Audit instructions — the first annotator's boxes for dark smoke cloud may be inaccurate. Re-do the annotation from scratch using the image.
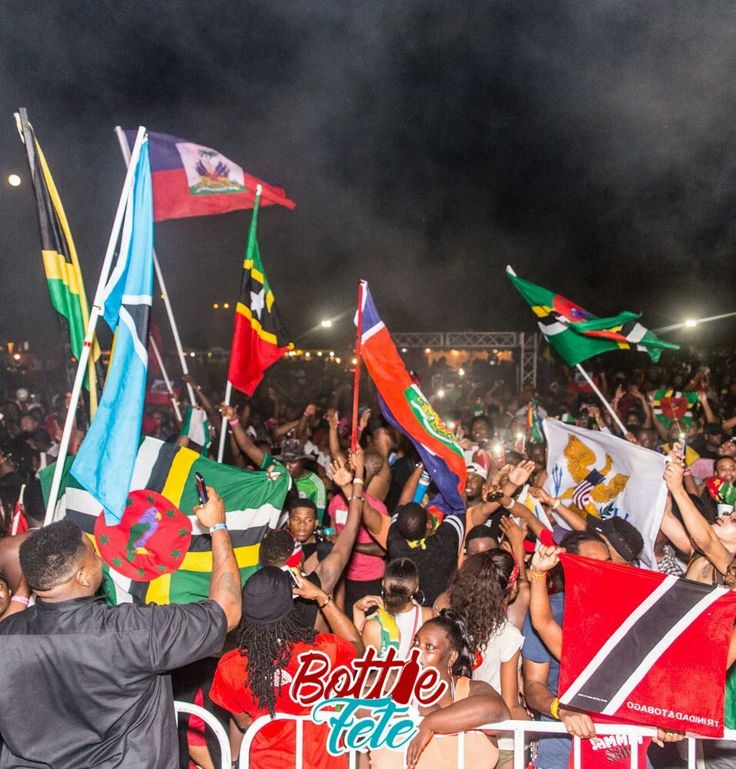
[1,1,735,353]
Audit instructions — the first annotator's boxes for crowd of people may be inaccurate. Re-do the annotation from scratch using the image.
[2,349,736,769]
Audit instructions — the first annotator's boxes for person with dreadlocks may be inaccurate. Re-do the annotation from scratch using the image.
[209,564,365,768]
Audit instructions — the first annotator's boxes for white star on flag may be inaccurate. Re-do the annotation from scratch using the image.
[250,287,265,319]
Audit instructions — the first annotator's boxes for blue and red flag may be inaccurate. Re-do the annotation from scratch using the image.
[357,282,467,514]
[123,130,295,222]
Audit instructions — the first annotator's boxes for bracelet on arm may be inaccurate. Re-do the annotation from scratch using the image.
[528,570,547,581]
[209,523,228,535]
[550,697,561,720]
[551,498,561,511]
[228,417,240,426]
[318,595,333,610]
[501,498,515,510]
[353,478,364,485]
[349,495,363,503]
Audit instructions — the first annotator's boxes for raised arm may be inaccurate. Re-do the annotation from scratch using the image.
[220,403,266,468]
[665,449,732,574]
[697,391,719,425]
[325,409,346,462]
[195,487,242,631]
[398,463,425,506]
[528,546,563,659]
[314,449,366,594]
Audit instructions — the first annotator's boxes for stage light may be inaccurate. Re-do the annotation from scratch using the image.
[7,174,21,187]
[401,348,408,353]
[320,319,333,328]
[213,303,219,309]
[424,348,431,354]
[437,389,445,399]
[684,319,697,329]
[223,302,230,309]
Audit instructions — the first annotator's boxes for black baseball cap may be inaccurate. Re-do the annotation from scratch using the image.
[242,566,294,624]
[587,517,643,563]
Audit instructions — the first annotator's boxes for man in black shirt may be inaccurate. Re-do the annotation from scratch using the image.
[0,486,241,769]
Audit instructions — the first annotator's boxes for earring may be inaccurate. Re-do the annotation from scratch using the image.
[412,589,426,606]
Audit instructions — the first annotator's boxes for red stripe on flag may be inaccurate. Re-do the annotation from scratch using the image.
[228,312,289,396]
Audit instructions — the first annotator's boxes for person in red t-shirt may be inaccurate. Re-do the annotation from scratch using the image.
[210,565,365,768]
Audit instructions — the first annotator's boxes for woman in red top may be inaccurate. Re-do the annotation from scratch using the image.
[210,565,364,769]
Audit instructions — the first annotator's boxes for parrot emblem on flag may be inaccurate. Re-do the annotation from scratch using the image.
[126,506,162,562]
[559,436,629,518]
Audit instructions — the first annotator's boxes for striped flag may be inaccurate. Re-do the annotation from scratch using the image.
[506,266,678,366]
[40,438,289,605]
[651,389,698,430]
[559,554,736,737]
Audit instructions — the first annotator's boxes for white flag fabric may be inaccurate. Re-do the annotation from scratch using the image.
[543,419,667,569]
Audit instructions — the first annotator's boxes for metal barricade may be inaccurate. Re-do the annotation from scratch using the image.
[237,713,736,769]
[174,700,231,769]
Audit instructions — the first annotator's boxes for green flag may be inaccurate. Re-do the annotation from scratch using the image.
[506,266,678,366]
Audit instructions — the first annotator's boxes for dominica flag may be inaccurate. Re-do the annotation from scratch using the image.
[17,109,100,414]
[357,281,467,514]
[652,389,698,429]
[120,129,295,221]
[227,191,293,395]
[559,554,736,738]
[40,438,289,605]
[506,266,678,366]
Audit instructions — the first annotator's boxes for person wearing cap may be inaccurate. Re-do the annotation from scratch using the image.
[0,487,241,769]
[210,565,364,768]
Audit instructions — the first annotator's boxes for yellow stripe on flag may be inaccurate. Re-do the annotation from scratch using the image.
[532,304,553,318]
[145,573,171,605]
[180,543,260,572]
[235,302,279,345]
[161,447,199,507]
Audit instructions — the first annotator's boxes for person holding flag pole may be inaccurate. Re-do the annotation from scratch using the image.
[43,127,148,526]
[351,279,366,452]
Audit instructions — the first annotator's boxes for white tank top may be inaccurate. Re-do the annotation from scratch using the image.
[393,604,423,659]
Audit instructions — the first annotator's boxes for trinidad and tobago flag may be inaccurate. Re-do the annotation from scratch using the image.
[558,555,736,738]
[357,282,466,514]
[506,266,678,366]
[123,129,295,222]
[227,193,292,396]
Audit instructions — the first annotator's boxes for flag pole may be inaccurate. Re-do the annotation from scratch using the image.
[149,335,183,423]
[575,363,628,436]
[44,126,147,526]
[113,126,196,407]
[216,381,233,463]
[351,280,366,452]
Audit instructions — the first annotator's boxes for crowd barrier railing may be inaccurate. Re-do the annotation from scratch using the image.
[238,714,736,769]
[174,700,231,769]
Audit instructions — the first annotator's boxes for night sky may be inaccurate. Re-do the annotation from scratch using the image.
[2,1,736,354]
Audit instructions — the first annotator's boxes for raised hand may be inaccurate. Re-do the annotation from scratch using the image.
[531,545,563,573]
[348,444,365,480]
[331,455,354,488]
[663,453,685,492]
[507,460,536,487]
[529,486,555,507]
[219,402,237,421]
[358,408,372,431]
[500,516,528,548]
[325,408,340,430]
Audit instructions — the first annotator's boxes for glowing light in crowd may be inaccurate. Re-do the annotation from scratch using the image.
[317,351,323,357]
[329,351,335,357]
[401,348,408,353]
[684,319,697,328]
[320,319,333,328]
[213,303,219,309]
[13,353,21,360]
[424,348,431,354]
[223,302,230,309]
[305,352,311,358]
[437,389,445,399]
[7,174,21,187]
[335,357,342,364]
[351,357,358,365]
[458,368,465,377]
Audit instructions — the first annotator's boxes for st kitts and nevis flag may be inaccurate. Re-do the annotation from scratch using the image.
[16,109,100,414]
[120,128,295,221]
[40,438,289,605]
[558,555,736,737]
[357,282,467,514]
[506,266,678,366]
[227,190,293,395]
[71,136,154,525]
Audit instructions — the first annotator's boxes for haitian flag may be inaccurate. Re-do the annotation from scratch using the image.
[558,554,736,738]
[357,282,466,513]
[121,129,295,222]
[506,266,678,365]
[228,191,292,395]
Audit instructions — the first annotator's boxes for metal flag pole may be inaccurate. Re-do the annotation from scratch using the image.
[149,334,183,423]
[216,381,233,464]
[575,363,628,436]
[113,126,196,407]
[44,127,147,525]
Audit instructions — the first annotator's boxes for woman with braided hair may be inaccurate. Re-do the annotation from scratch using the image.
[446,548,530,768]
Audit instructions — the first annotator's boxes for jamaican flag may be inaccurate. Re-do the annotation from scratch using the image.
[506,266,678,366]
[227,190,292,395]
[40,438,289,605]
[17,109,100,413]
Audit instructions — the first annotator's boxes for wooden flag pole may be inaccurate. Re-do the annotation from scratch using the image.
[114,126,196,407]
[44,127,147,526]
[575,363,628,436]
[351,280,366,452]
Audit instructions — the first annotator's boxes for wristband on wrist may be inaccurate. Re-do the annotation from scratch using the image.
[318,594,333,609]
[10,595,30,606]
[550,697,561,720]
[349,495,363,503]
[501,498,515,510]
[353,477,364,485]
[209,523,228,535]
[528,570,547,581]
[551,498,561,511]
[228,417,239,426]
